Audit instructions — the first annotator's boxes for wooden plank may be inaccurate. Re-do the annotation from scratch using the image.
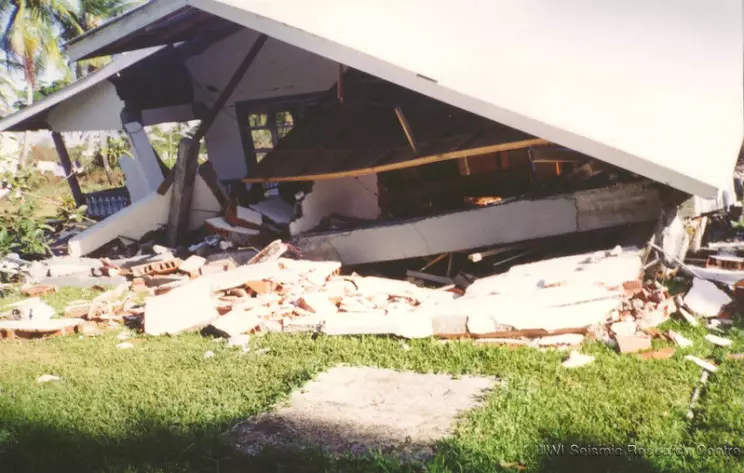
[51,131,85,207]
[166,138,200,246]
[406,270,453,286]
[243,138,549,183]
[420,253,448,271]
[394,106,418,154]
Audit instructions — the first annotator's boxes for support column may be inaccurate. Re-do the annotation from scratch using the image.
[166,137,200,246]
[123,120,165,193]
[166,33,268,245]
[51,131,85,208]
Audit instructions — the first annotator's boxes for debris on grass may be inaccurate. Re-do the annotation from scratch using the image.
[683,278,732,318]
[615,334,652,353]
[704,334,733,347]
[684,355,718,373]
[7,297,55,321]
[638,347,675,360]
[686,369,710,420]
[116,342,133,349]
[36,374,61,383]
[668,330,694,348]
[561,350,594,368]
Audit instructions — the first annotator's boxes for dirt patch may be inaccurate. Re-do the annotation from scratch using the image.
[228,366,495,460]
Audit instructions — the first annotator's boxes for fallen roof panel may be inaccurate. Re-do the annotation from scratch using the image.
[67,0,744,197]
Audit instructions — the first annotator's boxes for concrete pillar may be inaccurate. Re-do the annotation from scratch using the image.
[123,120,164,193]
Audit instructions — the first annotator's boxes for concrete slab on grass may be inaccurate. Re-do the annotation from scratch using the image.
[230,366,495,460]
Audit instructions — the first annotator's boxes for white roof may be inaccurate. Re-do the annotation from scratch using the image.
[0,46,165,132]
[65,0,744,197]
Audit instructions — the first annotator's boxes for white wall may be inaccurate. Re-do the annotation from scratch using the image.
[185,29,338,180]
[203,109,247,179]
[290,175,381,235]
[47,80,125,132]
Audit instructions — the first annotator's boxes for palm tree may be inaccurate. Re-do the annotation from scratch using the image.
[0,0,76,166]
[0,67,23,117]
[59,0,140,77]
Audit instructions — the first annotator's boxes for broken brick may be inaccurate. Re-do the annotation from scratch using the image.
[638,347,675,360]
[131,259,182,277]
[20,285,57,297]
[615,334,652,353]
[622,280,643,297]
[244,280,273,295]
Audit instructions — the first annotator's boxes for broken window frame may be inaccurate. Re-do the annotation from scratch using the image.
[236,93,322,196]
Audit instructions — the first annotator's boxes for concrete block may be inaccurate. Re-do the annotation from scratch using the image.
[208,310,262,338]
[394,313,434,339]
[178,255,206,273]
[283,315,324,333]
[144,280,218,336]
[431,314,468,336]
[298,293,338,315]
[323,313,398,335]
[467,313,501,335]
[684,278,732,317]
[610,320,637,337]
[8,298,55,321]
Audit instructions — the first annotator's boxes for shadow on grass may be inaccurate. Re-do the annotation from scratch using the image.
[0,416,670,473]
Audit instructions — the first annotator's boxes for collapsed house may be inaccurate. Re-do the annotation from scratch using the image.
[0,0,741,268]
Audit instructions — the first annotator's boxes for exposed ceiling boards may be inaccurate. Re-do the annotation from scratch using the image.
[245,72,543,182]
[192,0,743,197]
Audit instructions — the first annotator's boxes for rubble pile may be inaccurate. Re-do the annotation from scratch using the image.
[602,281,676,353]
[0,232,740,361]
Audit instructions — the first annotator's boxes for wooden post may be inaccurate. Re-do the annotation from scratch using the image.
[51,131,85,208]
[166,34,268,245]
[166,137,200,246]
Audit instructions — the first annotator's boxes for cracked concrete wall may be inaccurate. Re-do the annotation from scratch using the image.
[296,181,662,265]
[290,175,382,236]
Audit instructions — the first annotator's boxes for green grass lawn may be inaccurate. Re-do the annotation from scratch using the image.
[0,288,743,473]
